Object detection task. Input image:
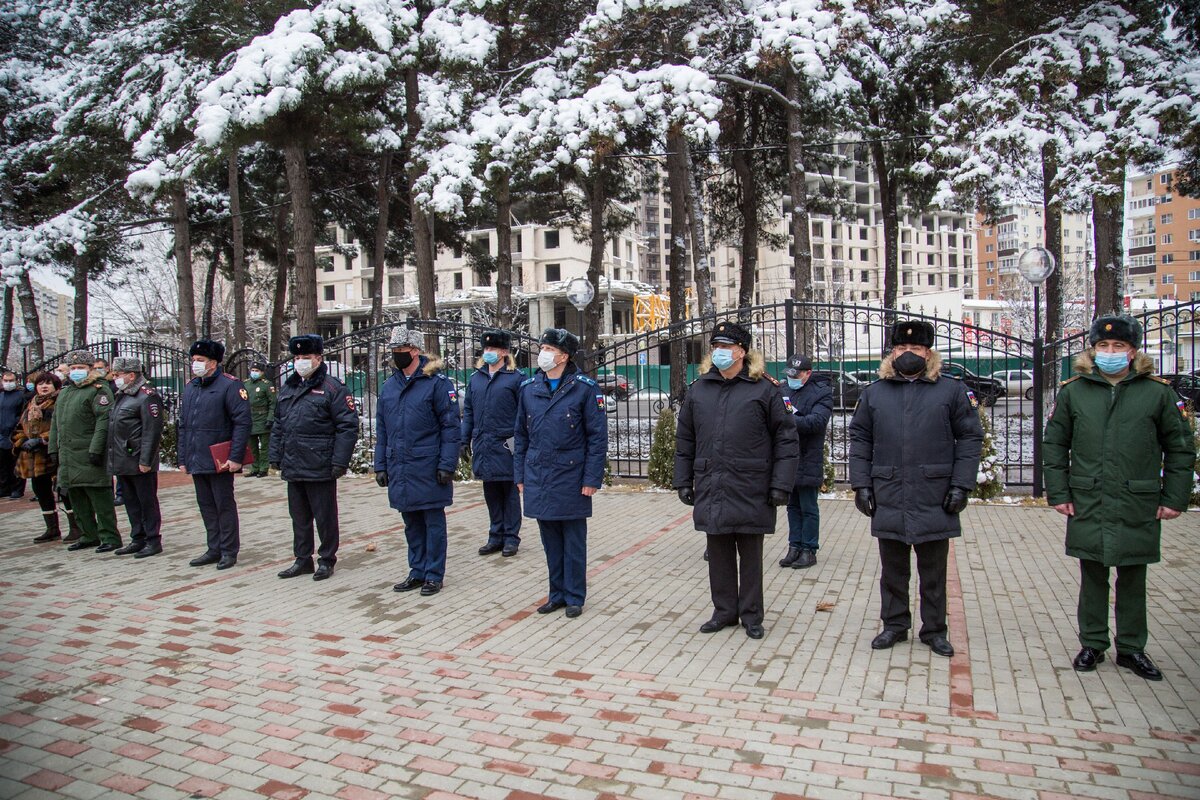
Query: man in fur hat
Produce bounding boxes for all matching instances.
[376,327,460,596]
[178,339,252,570]
[849,320,983,658]
[1043,314,1194,681]
[674,320,799,640]
[106,357,166,558]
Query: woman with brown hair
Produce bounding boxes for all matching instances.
[12,372,78,543]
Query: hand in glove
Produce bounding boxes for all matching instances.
[436,469,453,486]
[677,486,695,506]
[48,452,58,467]
[21,437,43,451]
[459,444,471,462]
[768,488,790,506]
[88,452,103,467]
[374,471,388,487]
[854,487,876,517]
[331,465,347,479]
[942,486,969,515]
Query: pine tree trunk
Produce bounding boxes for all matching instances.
[582,169,606,374]
[1041,143,1063,406]
[71,253,88,346]
[684,143,714,318]
[405,66,437,327]
[370,152,393,326]
[228,153,246,350]
[283,141,318,334]
[1091,189,1124,318]
[787,67,815,353]
[665,129,690,403]
[269,202,290,360]
[201,246,220,338]
[870,122,899,344]
[0,284,12,367]
[16,271,44,364]
[731,97,759,313]
[171,183,196,346]
[495,171,514,330]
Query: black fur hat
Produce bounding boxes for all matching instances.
[189,339,225,362]
[288,334,324,356]
[709,320,752,350]
[1088,315,1142,349]
[481,329,512,350]
[540,328,579,356]
[891,320,935,348]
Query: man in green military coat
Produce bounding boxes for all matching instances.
[1043,314,1195,681]
[245,359,276,477]
[48,349,123,552]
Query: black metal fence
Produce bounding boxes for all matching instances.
[21,300,1200,490]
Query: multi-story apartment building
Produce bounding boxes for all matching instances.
[974,205,1092,302]
[1126,167,1200,301]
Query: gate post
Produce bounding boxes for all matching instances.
[785,298,796,360]
[1032,336,1044,497]
[109,338,119,361]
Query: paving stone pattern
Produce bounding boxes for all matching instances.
[0,476,1198,800]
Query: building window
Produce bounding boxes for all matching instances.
[1191,251,1200,262]
[544,230,560,249]
[320,256,334,273]
[364,279,375,298]
[1190,229,1200,242]
[453,272,463,290]
[1162,254,1174,265]
[453,243,463,259]
[323,285,335,301]
[1162,233,1173,244]
[859,227,868,240]
[1161,273,1174,283]
[986,277,995,286]
[1161,194,1173,203]
[511,233,522,253]
[860,270,869,283]
[388,275,403,298]
[1162,213,1174,225]
[927,274,937,286]
[1161,174,1171,185]
[1189,271,1200,282]
[612,238,620,257]
[545,263,561,282]
[1189,208,1200,220]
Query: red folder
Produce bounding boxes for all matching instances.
[209,441,255,472]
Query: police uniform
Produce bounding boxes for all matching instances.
[106,357,166,558]
[462,329,525,556]
[178,339,252,568]
[376,328,460,595]
[245,359,276,477]
[514,328,608,616]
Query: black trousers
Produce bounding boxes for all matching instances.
[118,473,161,546]
[31,474,71,514]
[192,472,239,558]
[288,480,339,565]
[706,533,765,627]
[0,448,23,496]
[878,538,949,642]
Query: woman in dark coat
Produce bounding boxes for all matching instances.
[674,320,799,640]
[13,372,78,543]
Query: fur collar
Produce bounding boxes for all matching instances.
[421,355,444,376]
[1073,349,1154,377]
[698,350,767,381]
[878,349,943,381]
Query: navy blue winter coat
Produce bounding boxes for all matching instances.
[177,366,252,474]
[269,363,359,482]
[0,387,24,439]
[461,362,525,482]
[783,376,833,488]
[513,363,608,520]
[374,356,460,512]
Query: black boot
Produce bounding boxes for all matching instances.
[62,511,81,542]
[779,546,802,568]
[33,513,61,543]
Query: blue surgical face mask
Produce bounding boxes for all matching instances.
[482,351,500,365]
[1094,351,1131,375]
[787,377,804,390]
[25,382,34,392]
[711,348,735,370]
[249,371,262,380]
[69,369,89,384]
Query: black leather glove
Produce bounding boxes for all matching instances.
[374,471,388,487]
[88,452,103,467]
[436,469,453,486]
[21,437,43,451]
[677,486,694,506]
[942,486,969,515]
[459,444,470,462]
[331,465,347,479]
[265,420,274,431]
[855,487,876,517]
[768,488,790,506]
[270,462,281,471]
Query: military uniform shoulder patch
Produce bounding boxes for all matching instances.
[578,375,597,386]
[763,373,779,386]
[269,386,276,393]
[238,388,249,400]
[520,377,535,387]
[595,393,606,410]
[149,403,160,417]
[965,389,979,408]
[1152,376,1171,385]
[1175,398,1188,417]
[782,395,796,414]
[97,394,110,406]
[346,395,356,411]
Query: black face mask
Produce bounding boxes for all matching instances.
[393,352,414,371]
[894,351,927,377]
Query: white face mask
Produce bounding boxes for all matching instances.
[537,351,559,373]
[114,377,127,390]
[1,381,15,392]
[191,361,208,378]
[294,358,316,377]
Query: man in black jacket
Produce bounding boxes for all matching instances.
[849,320,983,657]
[107,357,166,558]
[779,355,833,570]
[674,320,799,640]
[270,335,359,581]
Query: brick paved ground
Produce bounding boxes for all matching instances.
[0,475,1197,800]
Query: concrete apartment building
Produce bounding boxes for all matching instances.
[974,205,1092,302]
[1126,167,1200,301]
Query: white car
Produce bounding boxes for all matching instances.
[990,369,1034,400]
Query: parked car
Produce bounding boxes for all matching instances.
[847,369,879,385]
[990,368,1035,401]
[940,362,1003,406]
[1161,373,1200,405]
[810,370,865,411]
[595,372,632,400]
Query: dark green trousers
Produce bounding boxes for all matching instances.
[248,432,271,475]
[1078,559,1147,654]
[67,486,121,547]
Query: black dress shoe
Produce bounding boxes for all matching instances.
[312,564,333,581]
[393,577,423,593]
[537,601,566,614]
[114,542,143,556]
[478,541,503,555]
[133,543,163,559]
[871,630,908,650]
[216,557,237,570]
[501,544,519,557]
[1073,647,1105,671]
[744,623,765,640]
[793,549,817,569]
[699,619,737,634]
[189,553,220,567]
[925,636,955,657]
[277,560,314,579]
[779,546,802,568]
[1116,651,1163,681]
[419,581,442,596]
[67,540,99,551]
[94,543,119,553]
[564,605,582,618]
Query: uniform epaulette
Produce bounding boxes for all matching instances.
[762,374,779,386]
[577,375,597,386]
[520,377,535,387]
[1151,376,1171,385]
[222,373,238,381]
[1059,376,1081,387]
